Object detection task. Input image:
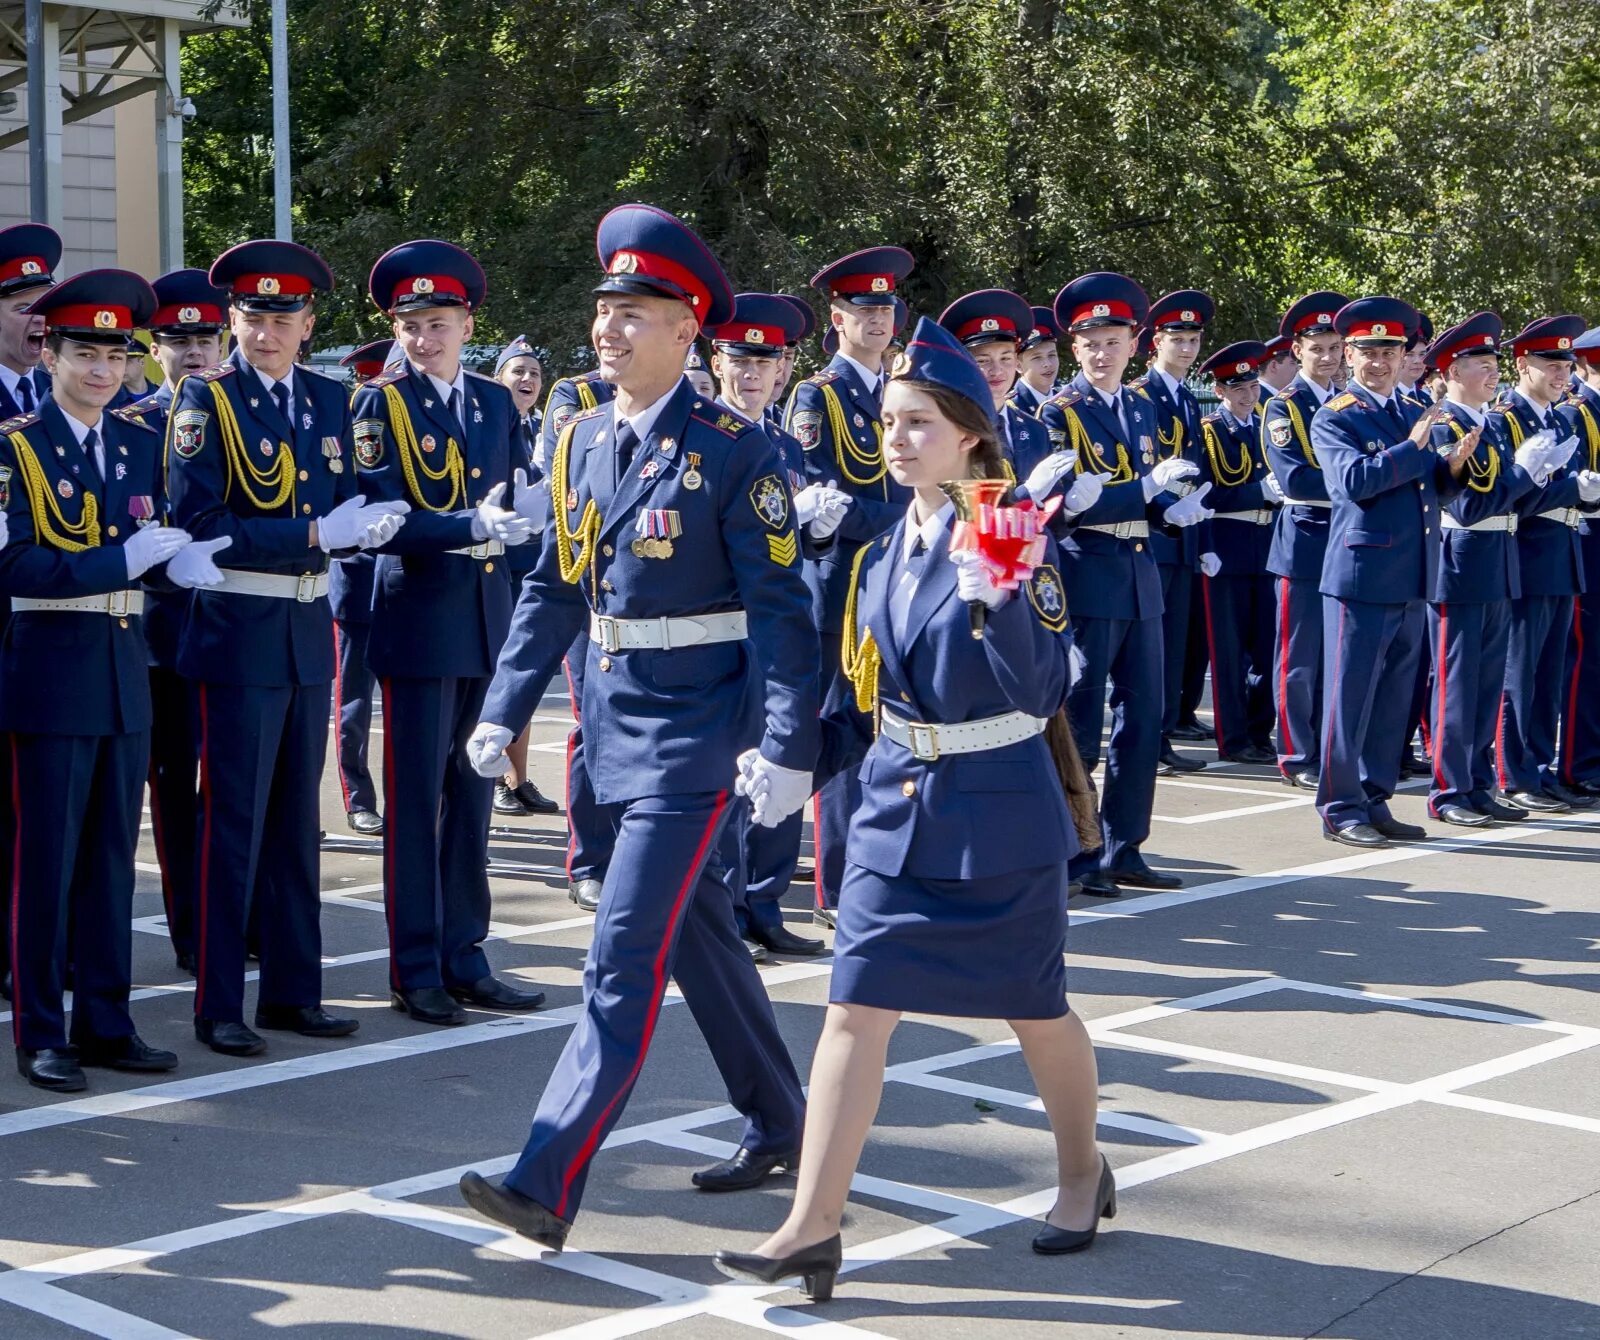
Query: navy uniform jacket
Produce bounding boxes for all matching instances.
[1130,370,1203,568]
[329,553,375,623]
[1562,381,1600,583]
[538,371,615,471]
[1038,371,1167,621]
[166,348,357,686]
[0,400,163,734]
[0,367,49,422]
[483,377,821,806]
[351,363,519,679]
[1007,379,1051,418]
[1491,390,1587,598]
[822,516,1076,880]
[506,413,547,578]
[1430,401,1536,603]
[1263,374,1334,582]
[119,384,191,666]
[1312,382,1462,603]
[1198,410,1275,573]
[785,356,912,633]
[999,405,1051,487]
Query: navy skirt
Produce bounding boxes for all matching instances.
[830,860,1069,1019]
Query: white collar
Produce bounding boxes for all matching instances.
[1446,397,1486,426]
[839,352,883,391]
[1304,376,1334,406]
[61,409,105,446]
[1154,366,1185,397]
[1224,406,1256,431]
[424,365,467,407]
[1093,383,1121,408]
[0,362,31,395]
[613,377,683,444]
[901,500,953,561]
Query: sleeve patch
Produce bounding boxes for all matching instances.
[172,408,209,458]
[0,463,11,509]
[750,474,790,529]
[354,418,386,468]
[1268,418,1293,448]
[791,409,822,451]
[766,531,798,566]
[1026,563,1069,632]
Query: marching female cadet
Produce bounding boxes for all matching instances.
[714,319,1112,1300]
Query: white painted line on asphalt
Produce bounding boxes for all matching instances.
[0,1276,196,1340]
[1426,1091,1600,1135]
[1153,796,1315,824]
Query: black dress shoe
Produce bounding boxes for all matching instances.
[513,781,560,815]
[1508,789,1568,813]
[175,949,198,976]
[751,923,827,956]
[745,938,770,964]
[459,1171,570,1250]
[1371,816,1427,841]
[1324,823,1389,848]
[195,1018,267,1056]
[569,878,602,912]
[1572,778,1600,797]
[76,1033,178,1072]
[692,1146,798,1192]
[1480,798,1529,822]
[1108,858,1182,890]
[1544,782,1596,810]
[347,808,384,835]
[1434,804,1491,828]
[1285,769,1320,791]
[714,1233,841,1301]
[792,863,816,882]
[1169,719,1210,741]
[1033,1155,1116,1255]
[1220,744,1276,765]
[17,1047,87,1092]
[255,1005,360,1037]
[1398,750,1429,779]
[390,987,467,1026]
[1157,746,1205,775]
[812,906,837,929]
[447,976,546,1012]
[492,782,529,815]
[1075,870,1122,898]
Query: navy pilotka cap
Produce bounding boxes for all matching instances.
[938,289,1034,349]
[1148,289,1214,331]
[149,268,227,335]
[0,223,62,298]
[494,334,539,376]
[708,292,804,357]
[888,316,996,423]
[1334,297,1419,346]
[1053,272,1150,333]
[370,239,486,315]
[810,245,915,309]
[1021,305,1059,351]
[1280,291,1348,339]
[25,269,158,344]
[1508,314,1586,361]
[593,203,735,330]
[1426,312,1503,374]
[210,239,333,313]
[1199,340,1267,386]
[774,293,816,346]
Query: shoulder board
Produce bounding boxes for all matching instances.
[0,412,39,435]
[1399,393,1424,409]
[126,393,163,415]
[364,367,407,390]
[1048,390,1081,409]
[109,404,157,427]
[1128,374,1149,389]
[1131,385,1151,400]
[196,362,234,382]
[805,370,839,386]
[694,407,749,437]
[569,404,607,427]
[1325,392,1359,412]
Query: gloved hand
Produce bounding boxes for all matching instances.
[164,535,233,589]
[1200,551,1222,578]
[1576,470,1600,505]
[1023,451,1075,499]
[734,748,813,828]
[1062,470,1113,516]
[1549,433,1581,472]
[359,505,409,550]
[466,722,514,778]
[123,523,192,580]
[1162,481,1214,528]
[471,482,534,546]
[1142,457,1200,502]
[1261,473,1286,505]
[316,496,410,553]
[796,479,851,540]
[1513,430,1553,479]
[510,468,546,537]
[952,548,1013,610]
[1068,642,1088,689]
[0,508,8,550]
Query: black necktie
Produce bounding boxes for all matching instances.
[82,428,101,482]
[17,377,34,414]
[1111,391,1130,443]
[272,381,291,426]
[450,388,465,437]
[615,421,640,476]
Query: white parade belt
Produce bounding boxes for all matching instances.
[589,609,747,653]
[1079,519,1149,539]
[879,707,1047,762]
[444,540,505,558]
[1442,514,1518,533]
[11,590,144,616]
[1282,497,1332,509]
[1214,509,1275,525]
[212,570,330,602]
[1533,507,1583,530]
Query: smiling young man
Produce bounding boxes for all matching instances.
[1008,305,1061,418]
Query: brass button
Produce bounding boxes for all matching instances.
[1134,542,1144,553]
[118,618,129,629]
[1424,527,1430,535]
[899,691,910,702]
[484,561,494,573]
[470,467,481,479]
[107,525,118,537]
[601,579,614,592]
[599,656,612,671]
[303,504,312,514]
[298,470,309,482]
[901,779,916,798]
[602,544,614,557]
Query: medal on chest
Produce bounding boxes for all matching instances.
[683,451,703,491]
[632,508,682,558]
[322,436,344,473]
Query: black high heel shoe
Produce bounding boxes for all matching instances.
[713,1233,843,1301]
[1032,1155,1116,1255]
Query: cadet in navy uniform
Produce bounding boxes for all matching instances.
[1130,290,1214,774]
[0,270,195,1090]
[785,245,914,922]
[1395,312,1440,777]
[1262,292,1347,789]
[168,240,405,1055]
[1313,297,1473,847]
[351,240,546,1026]
[1040,274,1211,895]
[1490,315,1600,812]
[1196,342,1280,763]
[715,321,1113,1299]
[1560,328,1600,796]
[457,204,814,1244]
[122,269,229,971]
[1423,314,1545,826]
[1258,334,1296,400]
[1007,305,1060,417]
[936,289,1052,486]
[768,294,815,432]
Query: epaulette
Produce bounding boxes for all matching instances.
[697,405,752,437]
[0,412,39,435]
[1399,393,1425,410]
[569,404,607,426]
[109,404,158,429]
[126,392,162,416]
[1128,374,1149,390]
[196,362,234,382]
[805,370,839,386]
[1048,390,1081,409]
[1131,385,1152,400]
[1326,392,1359,412]
[364,367,407,390]
[1202,410,1224,424]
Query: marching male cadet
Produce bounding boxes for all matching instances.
[168,239,406,1056]
[1262,292,1348,789]
[121,269,229,972]
[709,293,845,959]
[352,240,546,1026]
[1396,311,1440,778]
[112,341,158,408]
[786,245,914,922]
[768,294,815,432]
[1559,326,1600,797]
[1196,342,1280,764]
[1490,315,1600,812]
[1258,335,1296,400]
[1130,290,1214,774]
[1424,314,1545,826]
[458,204,814,1241]
[329,339,395,837]
[1041,273,1212,895]
[0,270,194,1090]
[1313,297,1473,848]
[937,289,1053,486]
[1008,305,1061,417]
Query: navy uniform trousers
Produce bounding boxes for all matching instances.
[1201,563,1276,756]
[1498,592,1575,795]
[335,616,379,813]
[1274,573,1323,775]
[563,631,619,887]
[147,659,198,962]
[1428,600,1512,812]
[1562,574,1600,788]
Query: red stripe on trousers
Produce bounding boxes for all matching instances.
[1430,605,1449,798]
[1275,577,1294,775]
[194,684,214,1016]
[1562,596,1584,784]
[1201,574,1228,752]
[380,679,401,992]
[333,623,352,810]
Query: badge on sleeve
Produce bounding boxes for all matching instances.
[749,474,789,529]
[0,464,10,508]
[353,419,385,468]
[1026,564,1069,633]
[550,403,576,437]
[172,409,208,458]
[791,410,822,451]
[1268,418,1293,449]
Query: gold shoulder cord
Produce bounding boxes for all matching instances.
[381,383,463,512]
[821,382,886,487]
[1203,419,1254,487]
[209,381,295,510]
[1449,418,1498,494]
[1281,398,1318,467]
[9,430,99,550]
[1501,409,1525,450]
[840,540,881,719]
[548,420,602,586]
[1156,407,1183,460]
[1063,406,1132,482]
[576,380,598,413]
[1575,402,1600,471]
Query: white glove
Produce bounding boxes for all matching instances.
[164,535,233,589]
[796,479,851,540]
[1062,470,1113,516]
[952,548,1011,610]
[1577,470,1600,504]
[0,508,8,550]
[1162,481,1214,528]
[1142,457,1200,501]
[1513,432,1552,478]
[1068,642,1088,689]
[471,482,534,546]
[466,722,514,778]
[510,468,546,536]
[361,506,409,549]
[1549,433,1580,472]
[316,495,410,552]
[1200,551,1222,578]
[1023,451,1074,499]
[1261,473,1286,506]
[123,524,192,580]
[734,748,813,828]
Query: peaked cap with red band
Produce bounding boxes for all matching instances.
[594,203,734,329]
[150,267,227,333]
[210,239,333,313]
[1053,272,1150,333]
[937,288,1033,348]
[810,245,914,309]
[369,239,486,314]
[25,268,157,343]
